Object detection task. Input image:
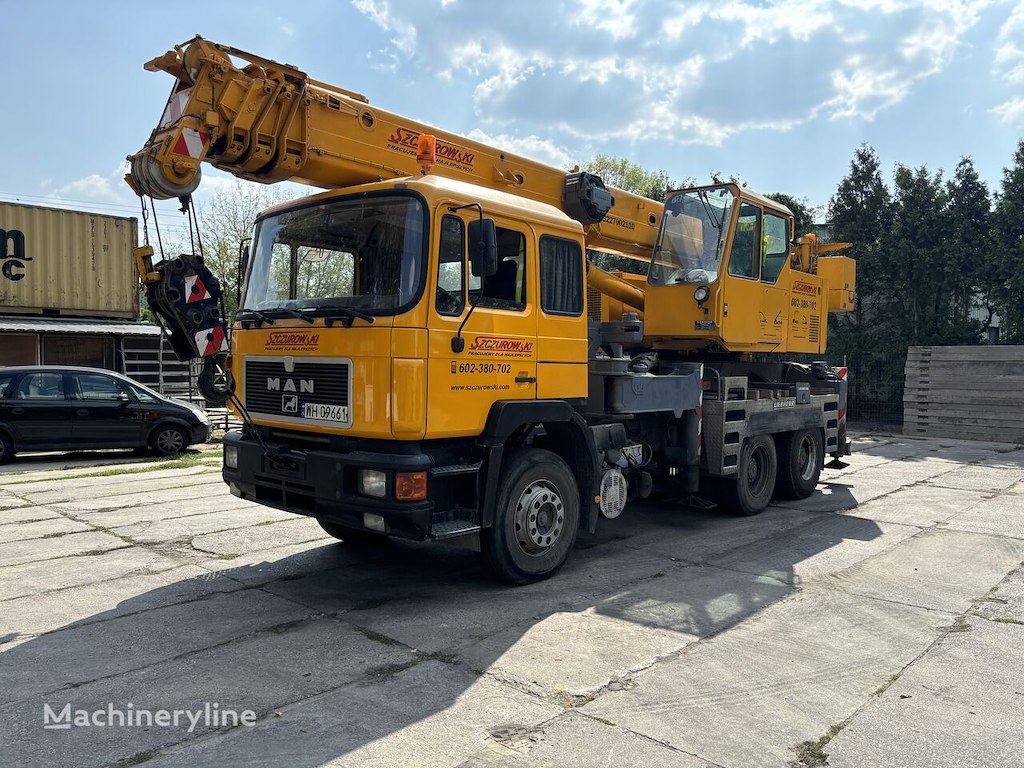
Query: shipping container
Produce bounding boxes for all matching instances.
[0,202,139,319]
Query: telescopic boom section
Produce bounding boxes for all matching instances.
[126,36,661,261]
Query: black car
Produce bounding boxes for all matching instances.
[0,366,211,464]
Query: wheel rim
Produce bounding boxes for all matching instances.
[512,480,566,557]
[157,429,184,454]
[746,444,771,497]
[797,435,817,481]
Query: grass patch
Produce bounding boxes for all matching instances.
[61,451,217,479]
[791,721,846,768]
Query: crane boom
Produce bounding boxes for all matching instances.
[127,36,661,260]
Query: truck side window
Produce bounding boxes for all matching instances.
[727,203,761,280]
[539,236,583,316]
[761,213,790,285]
[472,227,527,311]
[436,215,465,316]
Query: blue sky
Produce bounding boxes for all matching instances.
[2,0,1022,230]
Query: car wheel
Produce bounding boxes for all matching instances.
[481,448,580,585]
[317,518,388,546]
[775,428,824,499]
[0,432,13,465]
[720,434,777,516]
[150,425,188,456]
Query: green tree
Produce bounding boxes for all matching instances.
[945,157,992,335]
[196,180,293,316]
[826,146,896,420]
[766,192,814,238]
[991,139,1024,341]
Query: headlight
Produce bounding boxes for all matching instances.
[693,285,710,304]
[224,445,238,469]
[358,469,387,498]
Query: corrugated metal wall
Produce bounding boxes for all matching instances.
[0,202,139,318]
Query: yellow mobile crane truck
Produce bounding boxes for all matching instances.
[127,37,855,583]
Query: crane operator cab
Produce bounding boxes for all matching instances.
[643,183,827,356]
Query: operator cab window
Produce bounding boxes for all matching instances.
[727,203,761,280]
[15,372,65,400]
[761,213,790,285]
[471,227,527,312]
[436,215,465,316]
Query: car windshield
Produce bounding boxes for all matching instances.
[242,196,425,315]
[648,187,735,286]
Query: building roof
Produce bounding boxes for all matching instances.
[0,316,162,336]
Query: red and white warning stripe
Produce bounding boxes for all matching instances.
[184,275,211,304]
[194,325,228,357]
[160,89,192,128]
[172,128,209,159]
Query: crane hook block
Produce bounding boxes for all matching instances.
[563,172,615,225]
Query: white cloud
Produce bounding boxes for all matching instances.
[467,129,578,169]
[994,0,1024,84]
[54,173,124,204]
[350,0,997,149]
[991,95,1024,123]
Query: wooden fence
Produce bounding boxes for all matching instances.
[904,346,1024,443]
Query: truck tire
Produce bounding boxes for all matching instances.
[775,428,824,500]
[317,518,388,546]
[721,434,777,516]
[481,448,580,585]
[0,432,13,464]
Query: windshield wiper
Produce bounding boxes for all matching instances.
[263,306,316,324]
[314,306,375,328]
[237,310,275,328]
[697,190,723,231]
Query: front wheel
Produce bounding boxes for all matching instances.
[150,425,188,457]
[0,432,13,464]
[481,448,580,585]
[720,434,777,516]
[775,428,824,499]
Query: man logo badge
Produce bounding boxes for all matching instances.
[282,394,299,414]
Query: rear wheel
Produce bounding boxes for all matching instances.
[775,428,824,499]
[721,434,777,516]
[0,432,13,464]
[317,518,388,546]
[150,425,188,456]
[482,448,580,585]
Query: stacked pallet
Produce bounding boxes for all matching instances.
[904,346,1024,443]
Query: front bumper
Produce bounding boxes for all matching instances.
[191,423,213,445]
[221,430,434,540]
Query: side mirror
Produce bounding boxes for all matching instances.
[236,238,252,306]
[468,218,499,278]
[118,392,131,404]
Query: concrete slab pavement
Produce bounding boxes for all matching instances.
[1,432,1023,767]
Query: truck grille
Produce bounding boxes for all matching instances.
[244,358,351,426]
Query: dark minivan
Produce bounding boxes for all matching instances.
[0,366,211,463]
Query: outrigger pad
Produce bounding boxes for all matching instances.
[147,254,228,361]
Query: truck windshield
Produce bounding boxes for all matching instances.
[648,187,734,286]
[243,196,425,315]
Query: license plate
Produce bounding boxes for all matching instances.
[302,403,349,422]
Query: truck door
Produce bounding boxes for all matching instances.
[427,214,536,438]
[759,211,790,346]
[720,202,764,349]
